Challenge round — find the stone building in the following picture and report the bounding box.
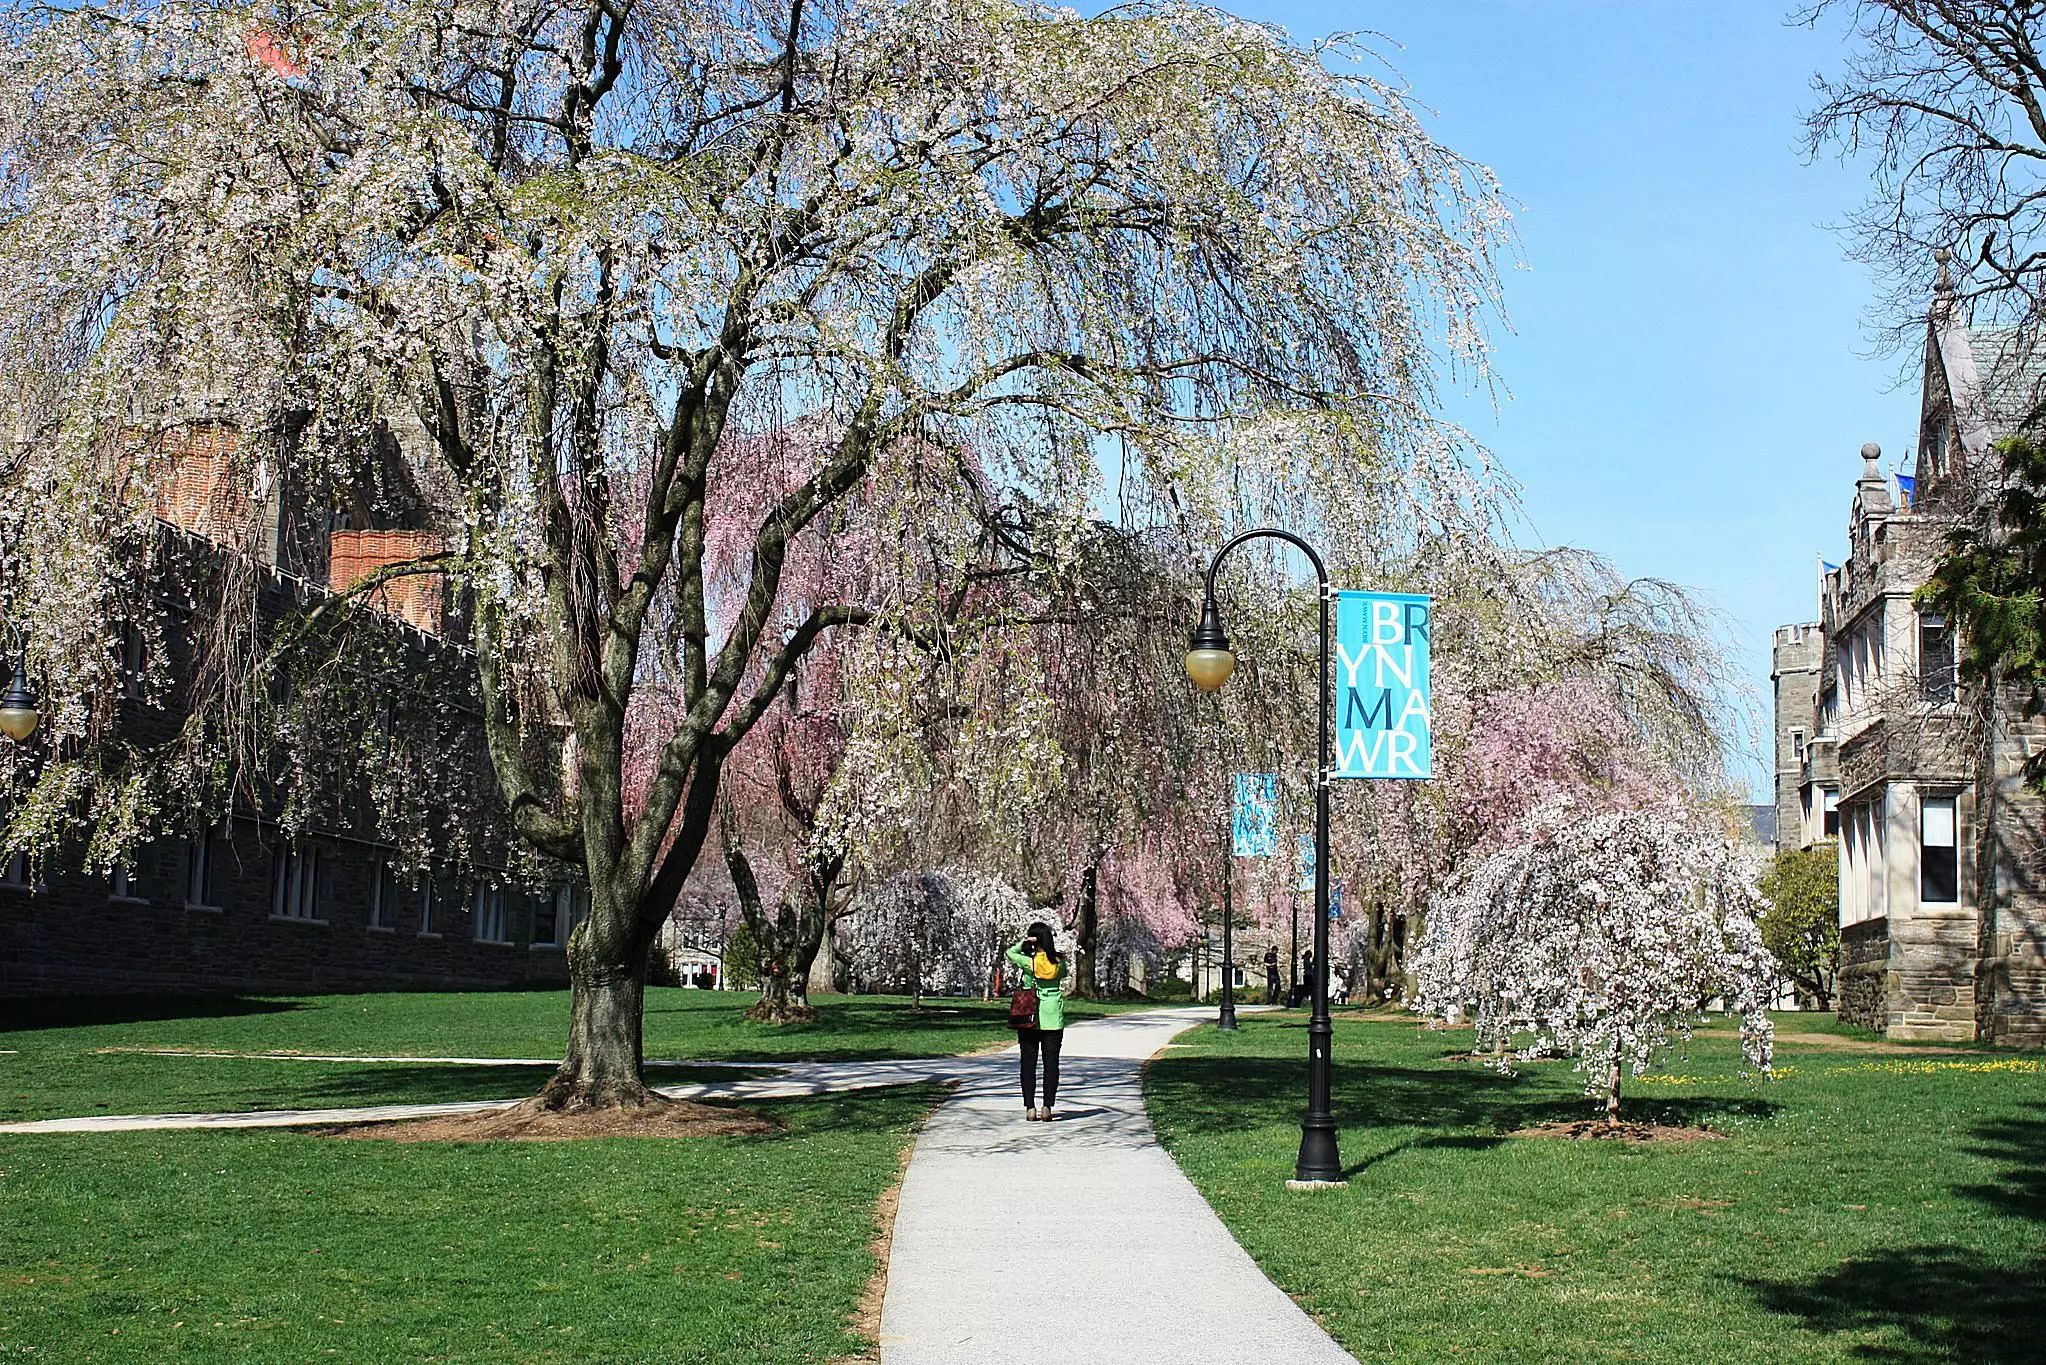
[1775,263,2046,1045]
[0,409,583,997]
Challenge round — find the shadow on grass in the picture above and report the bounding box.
[0,994,304,1033]
[1151,1056,1781,1139]
[1748,1103,2046,1362]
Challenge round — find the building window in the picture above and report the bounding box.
[418,878,437,936]
[370,858,403,930]
[473,882,509,944]
[1791,728,1807,762]
[110,861,143,902]
[271,845,322,921]
[185,825,222,908]
[1823,788,1840,839]
[0,849,28,890]
[534,883,586,948]
[1919,613,1956,704]
[1921,794,1959,904]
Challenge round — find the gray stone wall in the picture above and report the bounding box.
[1839,918,1890,1030]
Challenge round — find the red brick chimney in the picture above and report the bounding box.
[153,421,255,542]
[327,530,447,635]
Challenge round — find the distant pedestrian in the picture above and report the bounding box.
[1263,947,1280,1005]
[1333,963,1351,1006]
[1006,922,1068,1122]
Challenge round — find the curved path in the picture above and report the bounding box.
[879,1008,1357,1365]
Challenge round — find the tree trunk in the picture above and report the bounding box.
[532,940,658,1110]
[1067,860,1100,1000]
[724,839,822,1024]
[1604,1058,1623,1124]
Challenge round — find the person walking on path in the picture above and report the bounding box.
[1006,923,1068,1121]
[1263,947,1281,1005]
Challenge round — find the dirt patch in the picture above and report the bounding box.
[1508,1119,1726,1144]
[1773,1031,1975,1055]
[318,1098,779,1143]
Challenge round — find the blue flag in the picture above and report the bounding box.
[1297,834,1314,892]
[1231,774,1279,858]
[1821,560,1839,573]
[1328,879,1342,920]
[1896,473,1916,505]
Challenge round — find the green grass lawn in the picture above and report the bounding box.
[0,988,1144,1121]
[1147,1009,2046,1364]
[0,1084,945,1363]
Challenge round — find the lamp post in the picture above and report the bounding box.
[1218,816,1237,1030]
[1186,527,1343,1187]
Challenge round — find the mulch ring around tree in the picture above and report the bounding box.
[313,1098,782,1143]
[1508,1119,1725,1143]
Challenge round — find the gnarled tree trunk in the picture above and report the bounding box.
[531,921,658,1111]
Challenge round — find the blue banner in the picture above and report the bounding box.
[1297,833,1315,892]
[1329,879,1342,920]
[1333,591,1434,779]
[1232,774,1279,858]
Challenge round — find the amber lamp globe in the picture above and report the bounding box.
[1185,597,1236,693]
[0,661,39,742]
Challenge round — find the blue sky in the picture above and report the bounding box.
[1228,1,1921,797]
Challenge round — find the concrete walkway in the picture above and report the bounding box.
[880,1008,1358,1365]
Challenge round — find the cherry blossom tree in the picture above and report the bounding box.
[1410,802,1777,1123]
[837,866,1035,1000]
[0,0,1509,1109]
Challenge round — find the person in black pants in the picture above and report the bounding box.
[1264,947,1281,1005]
[1005,922,1069,1120]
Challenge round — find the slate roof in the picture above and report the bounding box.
[1965,326,2046,437]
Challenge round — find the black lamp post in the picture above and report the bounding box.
[1186,527,1343,1187]
[1218,817,1237,1031]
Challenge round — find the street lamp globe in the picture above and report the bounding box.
[0,661,38,742]
[1185,597,1235,693]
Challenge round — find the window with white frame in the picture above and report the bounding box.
[1921,794,1959,904]
[1791,728,1807,762]
[0,847,28,890]
[417,877,437,935]
[370,857,403,929]
[184,825,222,908]
[271,845,322,920]
[110,860,142,902]
[532,883,587,947]
[473,882,509,944]
[1823,788,1840,839]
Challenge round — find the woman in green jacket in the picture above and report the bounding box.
[1006,922,1068,1121]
